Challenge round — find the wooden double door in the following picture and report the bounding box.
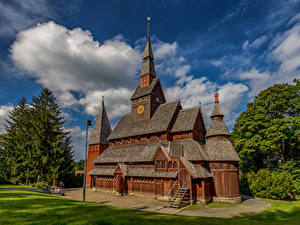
[115,174,127,194]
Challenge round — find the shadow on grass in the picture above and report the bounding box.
[1,189,300,225]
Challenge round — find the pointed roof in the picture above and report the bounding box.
[88,97,112,145]
[210,93,224,118]
[210,104,224,118]
[143,19,154,60]
[139,19,156,77]
[206,119,230,138]
[140,58,156,77]
[206,93,230,138]
[143,37,154,60]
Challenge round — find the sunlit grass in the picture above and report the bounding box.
[0,188,299,225]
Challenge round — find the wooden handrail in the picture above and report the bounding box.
[167,180,178,197]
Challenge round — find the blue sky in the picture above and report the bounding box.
[0,0,299,160]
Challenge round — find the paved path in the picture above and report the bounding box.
[63,188,271,218]
[178,198,271,218]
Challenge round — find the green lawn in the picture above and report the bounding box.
[0,188,299,225]
[0,184,40,190]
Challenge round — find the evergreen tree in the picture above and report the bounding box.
[1,88,75,185]
[30,88,74,184]
[1,97,35,184]
[231,79,300,173]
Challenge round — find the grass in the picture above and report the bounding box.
[0,188,299,225]
[0,184,40,190]
[186,202,238,210]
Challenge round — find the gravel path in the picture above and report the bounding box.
[63,188,271,218]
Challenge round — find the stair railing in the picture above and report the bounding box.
[167,180,178,198]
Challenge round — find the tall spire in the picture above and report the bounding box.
[88,96,112,145]
[140,17,155,77]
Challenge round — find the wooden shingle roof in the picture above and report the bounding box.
[170,106,200,133]
[88,98,112,145]
[210,103,224,118]
[130,78,160,100]
[205,139,240,161]
[89,164,177,178]
[108,101,180,140]
[180,157,212,178]
[206,119,230,138]
[171,139,208,161]
[93,142,160,163]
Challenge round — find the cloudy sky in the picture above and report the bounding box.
[0,0,299,160]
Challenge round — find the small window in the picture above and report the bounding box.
[157,135,161,140]
[173,161,177,168]
[120,139,124,144]
[157,161,161,168]
[168,161,172,168]
[211,164,215,169]
[227,164,230,169]
[128,138,132,143]
[147,136,151,141]
[161,161,166,168]
[220,163,223,169]
[137,137,141,142]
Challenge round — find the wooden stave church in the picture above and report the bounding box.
[86,25,241,205]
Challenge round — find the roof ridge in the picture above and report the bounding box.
[180,105,200,112]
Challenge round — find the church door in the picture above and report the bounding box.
[116,174,125,194]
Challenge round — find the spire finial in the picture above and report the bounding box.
[147,17,151,39]
[214,93,219,104]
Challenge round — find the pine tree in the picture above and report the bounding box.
[31,88,74,184]
[1,97,35,184]
[1,89,75,185]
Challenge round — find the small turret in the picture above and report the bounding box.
[206,93,230,138]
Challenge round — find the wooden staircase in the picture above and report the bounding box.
[169,187,190,208]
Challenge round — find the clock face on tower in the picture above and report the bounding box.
[137,105,144,114]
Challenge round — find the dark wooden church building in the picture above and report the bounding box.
[86,24,241,206]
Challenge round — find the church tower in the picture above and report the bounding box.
[130,18,166,123]
[206,93,241,201]
[86,96,111,187]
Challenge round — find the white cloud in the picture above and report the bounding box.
[79,88,132,119]
[0,105,14,134]
[11,22,141,93]
[165,76,248,126]
[66,126,86,160]
[238,68,271,97]
[271,24,300,74]
[242,35,267,50]
[153,42,177,59]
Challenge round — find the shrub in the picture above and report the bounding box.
[32,182,46,189]
[246,169,296,199]
[240,174,252,196]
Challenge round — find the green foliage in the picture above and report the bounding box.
[246,169,296,200]
[31,182,46,189]
[277,160,300,193]
[0,88,76,187]
[231,79,300,173]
